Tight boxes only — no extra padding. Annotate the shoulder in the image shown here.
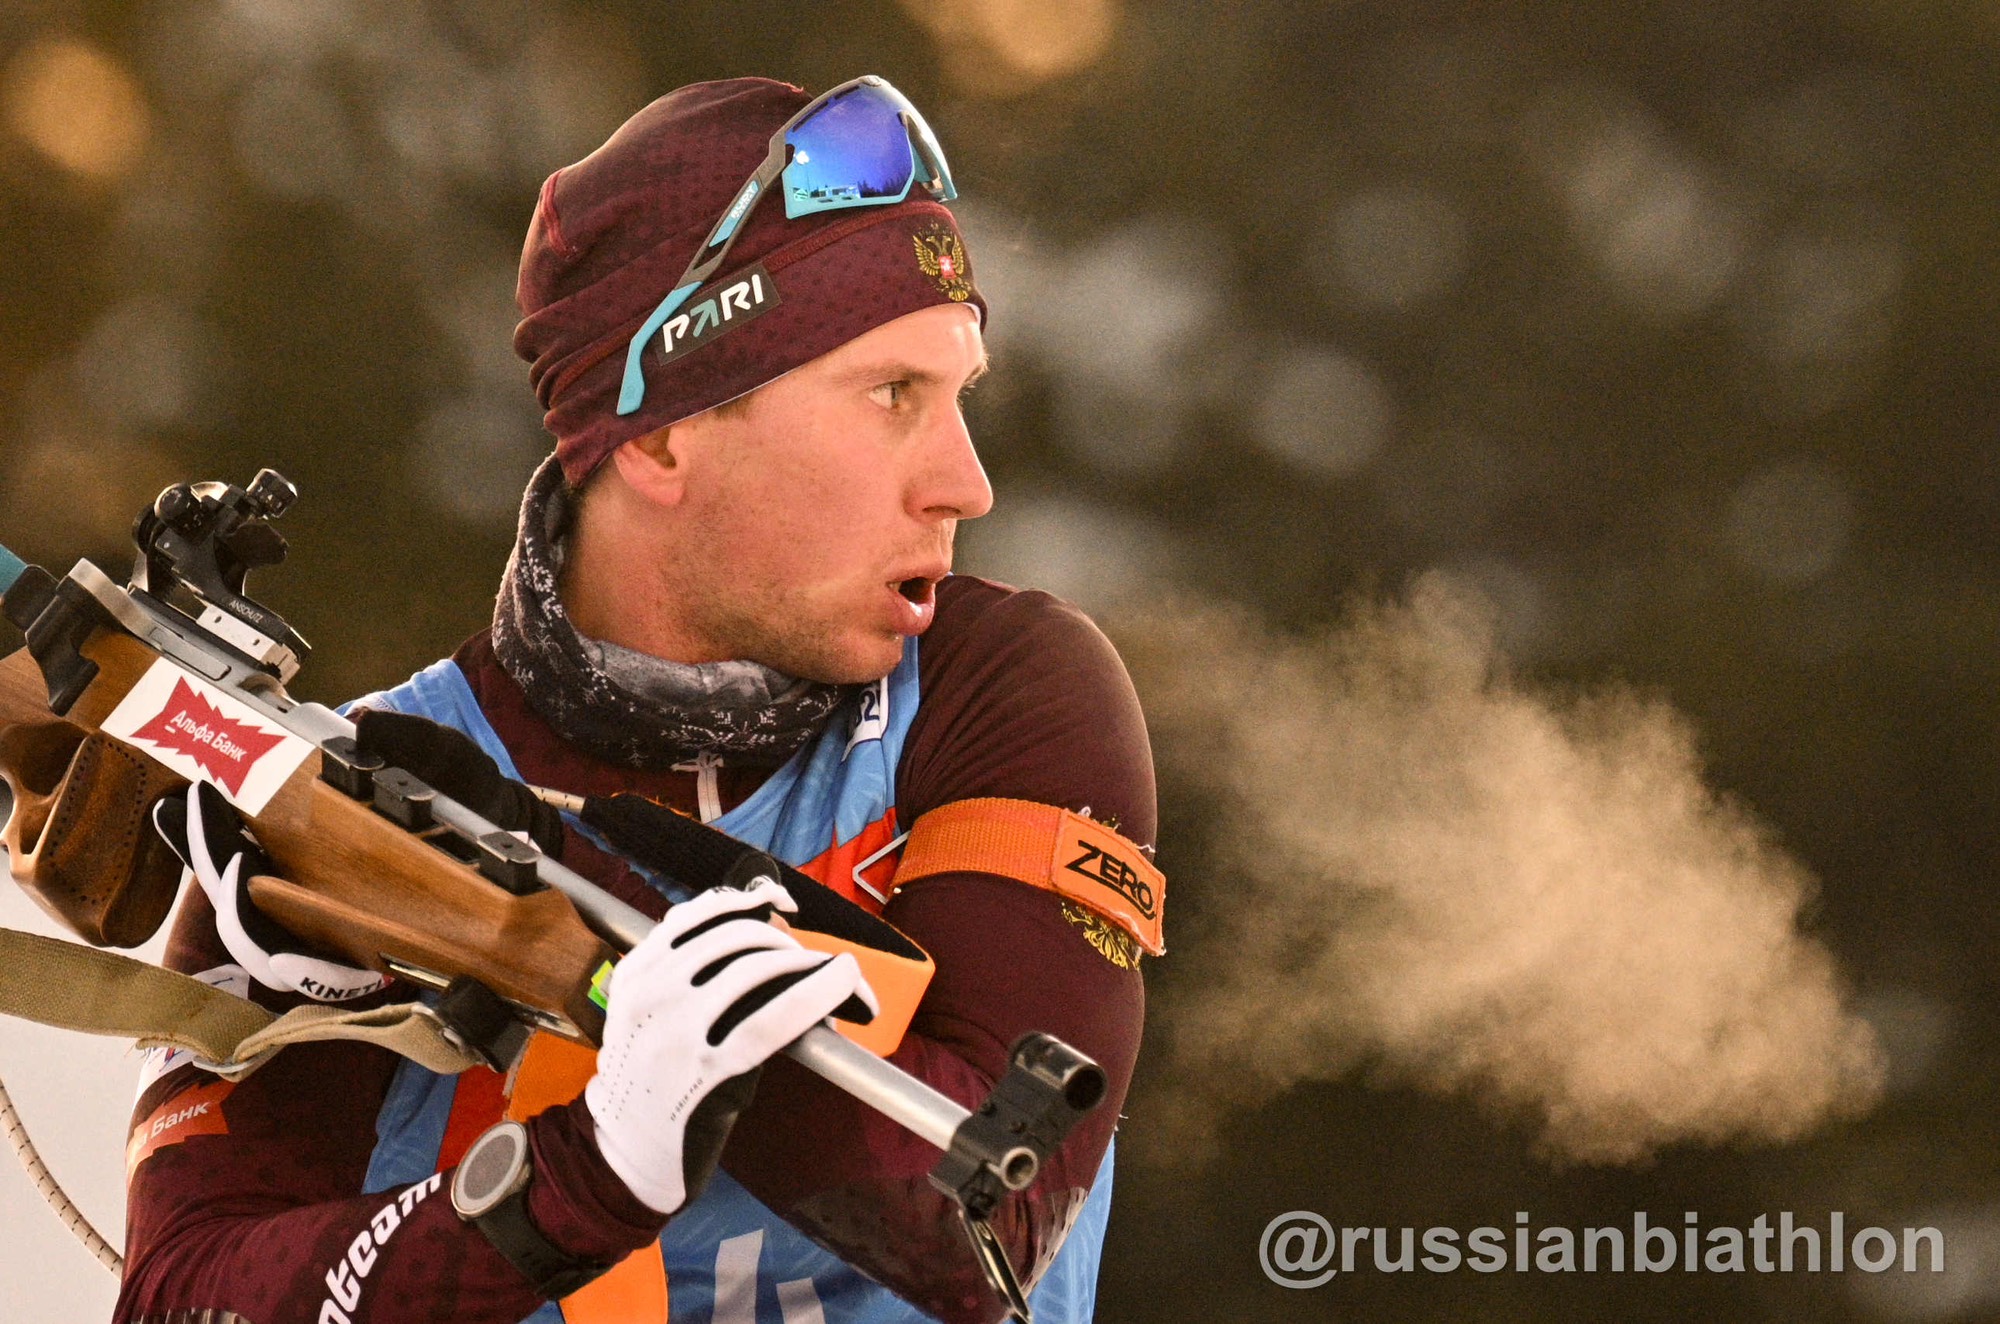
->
[916,574,1117,677]
[914,575,1138,734]
[898,575,1155,845]
[448,628,558,764]
[452,629,505,703]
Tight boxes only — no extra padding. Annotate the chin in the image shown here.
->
[815,639,907,685]
[760,628,905,686]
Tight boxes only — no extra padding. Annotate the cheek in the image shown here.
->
[696,447,884,580]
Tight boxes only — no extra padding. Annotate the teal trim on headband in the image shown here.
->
[0,543,25,596]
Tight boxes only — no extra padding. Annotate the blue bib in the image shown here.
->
[342,641,1113,1323]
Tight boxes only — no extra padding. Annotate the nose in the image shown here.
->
[912,403,993,522]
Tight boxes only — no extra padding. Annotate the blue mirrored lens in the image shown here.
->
[782,85,916,218]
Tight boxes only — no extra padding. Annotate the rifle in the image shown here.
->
[0,470,1099,1321]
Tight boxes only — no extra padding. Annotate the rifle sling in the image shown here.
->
[0,927,481,1080]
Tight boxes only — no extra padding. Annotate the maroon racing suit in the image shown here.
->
[116,576,1154,1324]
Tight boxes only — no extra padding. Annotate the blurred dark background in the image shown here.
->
[2,1,1997,1319]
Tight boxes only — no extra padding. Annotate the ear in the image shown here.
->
[610,423,691,507]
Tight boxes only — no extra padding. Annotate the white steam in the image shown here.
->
[1115,577,1883,1165]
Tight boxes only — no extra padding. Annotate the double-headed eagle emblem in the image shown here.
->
[914,223,973,302]
[1062,901,1140,969]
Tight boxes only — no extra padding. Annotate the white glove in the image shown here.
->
[152,782,389,1002]
[585,880,877,1215]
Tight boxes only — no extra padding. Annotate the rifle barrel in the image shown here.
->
[788,1023,962,1151]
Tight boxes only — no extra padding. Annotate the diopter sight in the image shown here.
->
[130,469,309,682]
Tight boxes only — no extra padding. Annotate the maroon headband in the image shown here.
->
[513,77,988,487]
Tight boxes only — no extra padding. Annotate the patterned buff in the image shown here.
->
[491,455,849,769]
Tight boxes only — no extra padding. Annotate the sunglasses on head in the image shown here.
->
[617,75,959,416]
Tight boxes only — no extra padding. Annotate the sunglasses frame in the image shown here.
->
[616,75,958,416]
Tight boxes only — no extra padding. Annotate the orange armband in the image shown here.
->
[891,798,1165,956]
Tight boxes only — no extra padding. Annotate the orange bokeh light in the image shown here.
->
[898,0,1120,96]
[3,36,151,182]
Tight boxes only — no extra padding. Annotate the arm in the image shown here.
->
[718,580,1155,1323]
[116,875,667,1323]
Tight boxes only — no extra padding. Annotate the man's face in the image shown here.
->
[650,302,992,683]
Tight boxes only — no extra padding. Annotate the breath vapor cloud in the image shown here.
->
[1116,577,1883,1165]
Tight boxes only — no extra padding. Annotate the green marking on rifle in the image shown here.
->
[588,959,616,1011]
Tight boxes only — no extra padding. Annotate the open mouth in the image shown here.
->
[895,576,936,605]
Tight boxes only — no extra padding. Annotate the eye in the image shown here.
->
[869,380,908,410]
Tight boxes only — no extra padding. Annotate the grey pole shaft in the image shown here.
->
[287,705,978,1156]
[426,794,972,1153]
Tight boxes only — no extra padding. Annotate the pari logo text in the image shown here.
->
[656,264,779,369]
[102,659,315,815]
[130,678,285,795]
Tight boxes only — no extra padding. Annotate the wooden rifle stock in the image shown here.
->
[0,640,188,946]
[0,631,612,1045]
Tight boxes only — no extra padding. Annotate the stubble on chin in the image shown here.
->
[685,585,900,685]
[751,621,903,686]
